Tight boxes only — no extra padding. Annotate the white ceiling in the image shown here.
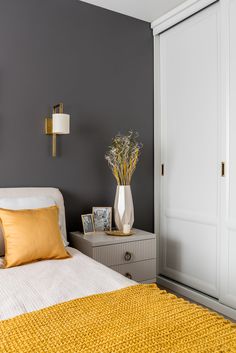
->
[79,0,186,23]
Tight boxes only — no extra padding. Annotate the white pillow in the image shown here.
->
[0,197,56,257]
[0,235,5,258]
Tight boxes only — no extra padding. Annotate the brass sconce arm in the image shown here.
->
[44,103,70,157]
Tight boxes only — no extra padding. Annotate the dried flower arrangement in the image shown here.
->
[105,131,143,185]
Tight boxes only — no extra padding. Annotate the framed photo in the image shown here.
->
[81,214,95,235]
[93,207,112,232]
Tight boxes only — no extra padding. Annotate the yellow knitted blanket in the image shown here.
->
[0,284,235,353]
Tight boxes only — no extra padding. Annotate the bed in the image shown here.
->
[0,247,133,321]
[0,188,235,353]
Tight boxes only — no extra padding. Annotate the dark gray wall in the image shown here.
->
[0,0,154,232]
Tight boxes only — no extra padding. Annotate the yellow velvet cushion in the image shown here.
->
[0,206,70,268]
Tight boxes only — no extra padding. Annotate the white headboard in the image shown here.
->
[0,187,68,256]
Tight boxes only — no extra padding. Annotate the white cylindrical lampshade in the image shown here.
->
[52,113,70,134]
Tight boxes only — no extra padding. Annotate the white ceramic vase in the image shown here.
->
[114,185,134,231]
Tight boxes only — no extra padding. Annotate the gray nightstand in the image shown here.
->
[69,229,157,283]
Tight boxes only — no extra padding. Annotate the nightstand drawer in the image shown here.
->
[111,259,156,282]
[93,239,156,266]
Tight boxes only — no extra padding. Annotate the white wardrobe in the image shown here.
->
[153,0,236,318]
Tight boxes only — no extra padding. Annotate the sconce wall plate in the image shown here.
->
[44,103,70,157]
[45,118,53,135]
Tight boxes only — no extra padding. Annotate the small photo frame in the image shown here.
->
[81,214,95,235]
[93,207,112,232]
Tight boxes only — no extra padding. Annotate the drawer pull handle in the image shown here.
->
[125,272,133,280]
[124,251,132,261]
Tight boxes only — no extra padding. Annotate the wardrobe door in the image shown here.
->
[159,3,221,297]
[220,0,236,309]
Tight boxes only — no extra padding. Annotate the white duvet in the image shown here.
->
[0,247,134,320]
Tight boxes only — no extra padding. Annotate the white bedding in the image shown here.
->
[0,247,134,320]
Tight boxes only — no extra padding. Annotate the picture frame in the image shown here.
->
[92,207,112,232]
[81,214,95,235]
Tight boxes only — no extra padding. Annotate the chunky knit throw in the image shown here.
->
[0,284,235,353]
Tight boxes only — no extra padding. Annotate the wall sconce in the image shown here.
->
[45,103,70,157]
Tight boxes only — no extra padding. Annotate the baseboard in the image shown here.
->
[141,278,156,284]
[157,275,236,321]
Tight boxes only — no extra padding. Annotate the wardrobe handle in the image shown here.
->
[161,164,164,176]
[221,162,225,177]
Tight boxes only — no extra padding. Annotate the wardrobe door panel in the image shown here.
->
[165,219,217,294]
[160,3,220,297]
[220,0,236,309]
